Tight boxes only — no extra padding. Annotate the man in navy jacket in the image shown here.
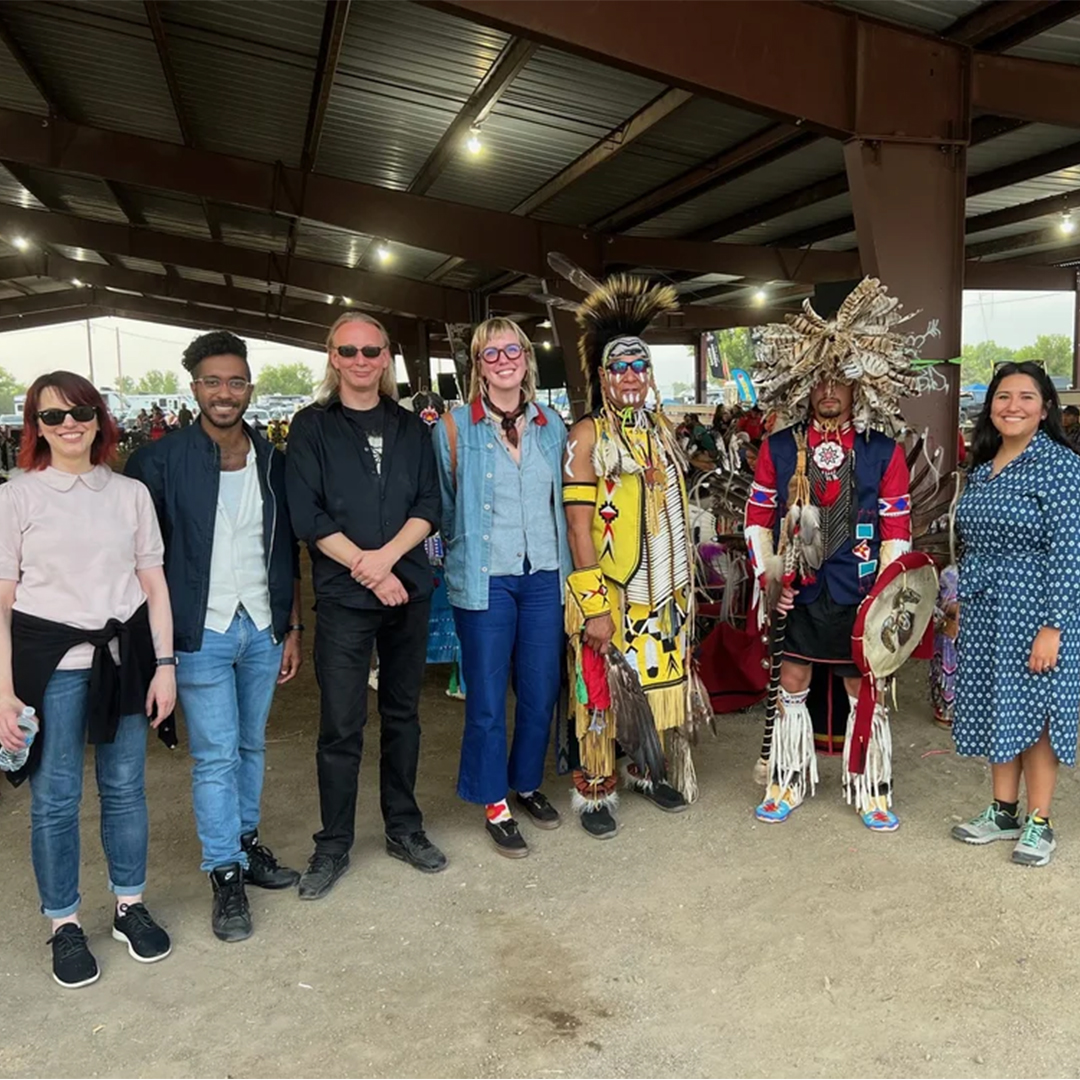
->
[127,331,302,944]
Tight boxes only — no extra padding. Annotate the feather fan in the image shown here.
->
[606,646,667,783]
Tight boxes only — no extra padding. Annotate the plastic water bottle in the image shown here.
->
[0,707,37,772]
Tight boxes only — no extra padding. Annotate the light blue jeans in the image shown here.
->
[30,669,149,918]
[177,610,283,872]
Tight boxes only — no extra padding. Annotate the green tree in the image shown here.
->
[0,366,25,414]
[115,375,136,395]
[1014,333,1072,378]
[705,328,756,388]
[255,361,315,398]
[960,340,1015,385]
[137,369,180,395]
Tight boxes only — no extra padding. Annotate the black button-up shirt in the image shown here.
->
[286,396,440,609]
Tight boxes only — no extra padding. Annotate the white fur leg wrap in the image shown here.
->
[842,699,893,813]
[768,689,817,801]
[570,788,619,816]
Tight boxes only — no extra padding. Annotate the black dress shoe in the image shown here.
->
[486,817,529,858]
[386,830,448,873]
[298,851,350,900]
[210,863,253,942]
[241,830,301,890]
[514,790,562,830]
[637,780,688,813]
[580,804,618,839]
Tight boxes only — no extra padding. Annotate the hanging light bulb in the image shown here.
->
[541,340,552,350]
[71,278,83,287]
[1061,211,1076,235]
[376,243,392,264]
[12,236,29,251]
[753,289,767,305]
[466,125,483,155]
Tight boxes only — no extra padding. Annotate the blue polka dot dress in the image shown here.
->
[954,431,1080,766]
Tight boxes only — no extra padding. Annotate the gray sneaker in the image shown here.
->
[951,804,1022,844]
[1012,813,1056,867]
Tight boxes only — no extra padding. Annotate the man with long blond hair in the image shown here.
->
[286,312,446,899]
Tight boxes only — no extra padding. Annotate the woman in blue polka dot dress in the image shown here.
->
[951,361,1080,867]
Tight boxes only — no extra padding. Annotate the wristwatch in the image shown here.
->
[156,656,179,667]
[288,623,305,634]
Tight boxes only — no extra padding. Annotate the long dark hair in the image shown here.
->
[969,361,1068,467]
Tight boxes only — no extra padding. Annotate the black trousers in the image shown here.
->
[312,597,431,853]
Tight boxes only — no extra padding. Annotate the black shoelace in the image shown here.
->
[118,902,155,930]
[48,926,88,955]
[248,841,280,871]
[219,878,248,918]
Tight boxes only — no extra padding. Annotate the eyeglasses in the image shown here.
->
[605,358,651,375]
[36,405,98,426]
[193,376,252,393]
[335,344,386,360]
[479,344,524,365]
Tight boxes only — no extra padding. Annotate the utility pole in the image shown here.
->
[115,325,124,399]
[85,319,96,385]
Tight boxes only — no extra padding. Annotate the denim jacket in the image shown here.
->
[433,399,573,611]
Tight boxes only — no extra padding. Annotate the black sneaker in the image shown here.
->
[241,830,301,890]
[635,780,688,813]
[298,851,350,900]
[210,863,252,942]
[48,924,100,989]
[386,830,448,874]
[112,903,172,963]
[486,817,529,858]
[514,791,562,830]
[580,804,619,840]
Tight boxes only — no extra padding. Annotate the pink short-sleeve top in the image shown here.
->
[0,465,165,669]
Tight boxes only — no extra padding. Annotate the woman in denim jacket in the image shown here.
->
[434,319,573,858]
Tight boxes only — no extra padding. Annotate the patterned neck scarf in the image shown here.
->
[484,393,527,448]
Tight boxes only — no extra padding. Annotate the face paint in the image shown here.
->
[601,335,652,410]
[564,437,578,478]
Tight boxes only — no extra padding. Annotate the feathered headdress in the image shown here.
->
[533,254,679,413]
[755,276,921,434]
[575,274,679,412]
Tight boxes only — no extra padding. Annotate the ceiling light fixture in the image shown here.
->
[466,125,483,155]
[1062,211,1076,235]
[538,318,552,329]
[71,278,83,287]
[12,236,29,251]
[542,340,552,350]
[376,243,392,264]
[753,289,767,304]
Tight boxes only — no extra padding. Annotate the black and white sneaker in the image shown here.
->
[485,817,529,858]
[112,903,172,963]
[48,924,100,989]
[514,790,562,830]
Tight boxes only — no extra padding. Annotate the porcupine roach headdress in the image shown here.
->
[755,276,921,435]
[575,273,679,413]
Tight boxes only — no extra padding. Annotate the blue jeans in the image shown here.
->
[30,669,150,918]
[453,570,563,805]
[177,610,283,872]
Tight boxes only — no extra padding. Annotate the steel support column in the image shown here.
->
[844,139,965,470]
[1073,271,1080,390]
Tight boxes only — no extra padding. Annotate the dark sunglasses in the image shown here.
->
[993,358,1046,374]
[335,344,386,359]
[37,405,98,426]
[605,358,651,375]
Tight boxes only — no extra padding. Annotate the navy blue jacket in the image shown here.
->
[125,421,298,653]
[769,425,897,607]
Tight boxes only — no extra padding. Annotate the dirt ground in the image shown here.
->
[3,637,1080,1080]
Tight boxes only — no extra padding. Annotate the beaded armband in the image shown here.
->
[568,565,611,619]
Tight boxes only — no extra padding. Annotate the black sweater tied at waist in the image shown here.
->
[7,602,176,787]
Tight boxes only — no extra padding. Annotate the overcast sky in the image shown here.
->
[0,289,1071,394]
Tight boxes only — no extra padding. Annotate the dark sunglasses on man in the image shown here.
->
[36,405,99,426]
[605,358,651,375]
[335,344,386,359]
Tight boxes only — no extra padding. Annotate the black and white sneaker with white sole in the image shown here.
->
[112,902,172,963]
[48,924,100,989]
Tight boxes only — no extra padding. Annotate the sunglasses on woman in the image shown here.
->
[605,358,651,375]
[479,344,524,364]
[335,344,386,359]
[37,405,98,426]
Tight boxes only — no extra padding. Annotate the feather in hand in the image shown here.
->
[606,646,667,783]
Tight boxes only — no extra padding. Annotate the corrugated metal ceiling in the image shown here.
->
[832,1,979,31]
[630,138,846,238]
[531,97,773,228]
[317,0,508,190]
[1007,17,1080,64]
[159,0,324,166]
[1,1,182,141]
